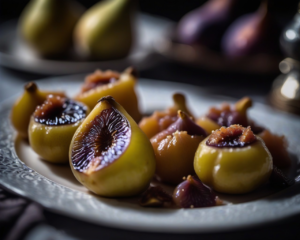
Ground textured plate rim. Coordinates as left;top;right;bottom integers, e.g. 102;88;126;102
0;76;300;233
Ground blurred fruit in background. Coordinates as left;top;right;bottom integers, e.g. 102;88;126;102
74;0;134;60
176;0;246;50
18;0;134;61
176;0;281;58
222;0;281;57
153;0;284;73
19;0;84;57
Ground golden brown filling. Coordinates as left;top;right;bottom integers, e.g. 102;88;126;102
207;125;256;147
81;70;120;93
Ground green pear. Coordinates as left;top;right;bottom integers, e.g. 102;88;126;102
74;0;134;60
19;0;84;57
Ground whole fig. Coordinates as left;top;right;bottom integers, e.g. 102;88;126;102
176;0;244;49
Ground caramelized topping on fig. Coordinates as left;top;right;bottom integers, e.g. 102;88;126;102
207;125;256;148
207;97;252;127
139;186;173;208
173;175;217;208
81;69;120;93
71;107;131;173
164;111;207;137
34;96;87;126
207;106;248;127
270;165;295;187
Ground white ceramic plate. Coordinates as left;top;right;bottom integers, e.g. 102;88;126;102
0;14;172;75
1;76;300;233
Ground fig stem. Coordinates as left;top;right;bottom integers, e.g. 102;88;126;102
187;175;193;182
24;82;37;92
234;97;252;115
125;66;138;78
97;95;115;103
178;110;187;120
173;93;186;109
172;93;194;119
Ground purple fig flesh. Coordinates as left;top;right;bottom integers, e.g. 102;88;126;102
71;107;131;172
34;96;88;126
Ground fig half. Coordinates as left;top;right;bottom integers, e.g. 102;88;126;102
69;96;156;197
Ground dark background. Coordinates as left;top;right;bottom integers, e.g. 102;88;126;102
0;0;299;23
1;0;300;99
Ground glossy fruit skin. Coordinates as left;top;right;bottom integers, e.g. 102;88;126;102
74;0;133;60
139;108;178;139
152;131;204;185
28;117;86;163
139;93;194;139
194;136;272;194
19;0;84;56
173;175;216;208
196;116;221;135
74;68;141;123
151;111;206;185
69;97;156;197
139;115;165;139
10;83;65;138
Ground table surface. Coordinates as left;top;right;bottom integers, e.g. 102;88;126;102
1;18;300;240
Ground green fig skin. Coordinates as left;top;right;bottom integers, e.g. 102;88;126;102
19;0;84;57
10;82;65;138
69;96;156;197
74;0;134;60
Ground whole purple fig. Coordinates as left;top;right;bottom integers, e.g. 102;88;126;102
176;0;243;49
221;1;281;57
173;175;217;208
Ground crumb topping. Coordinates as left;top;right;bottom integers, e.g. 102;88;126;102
206;125;256;148
81;70;120;93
